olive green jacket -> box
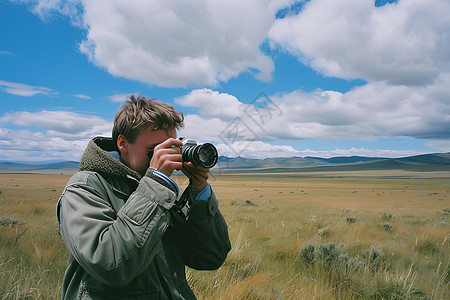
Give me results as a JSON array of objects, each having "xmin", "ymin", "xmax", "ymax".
[{"xmin": 57, "ymin": 137, "xmax": 231, "ymax": 299}]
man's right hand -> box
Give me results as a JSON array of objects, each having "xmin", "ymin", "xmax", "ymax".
[{"xmin": 149, "ymin": 138, "xmax": 183, "ymax": 176}]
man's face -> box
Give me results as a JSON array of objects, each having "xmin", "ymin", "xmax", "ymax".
[{"xmin": 120, "ymin": 127, "xmax": 176, "ymax": 176}]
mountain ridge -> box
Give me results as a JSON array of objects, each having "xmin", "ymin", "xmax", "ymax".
[
  {"xmin": 0, "ymin": 153, "xmax": 449, "ymax": 173},
  {"xmin": 215, "ymin": 152, "xmax": 450, "ymax": 173}
]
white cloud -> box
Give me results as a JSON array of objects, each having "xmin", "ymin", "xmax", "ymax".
[
  {"xmin": 274, "ymin": 78, "xmax": 450, "ymax": 141},
  {"xmin": 12, "ymin": 0, "xmax": 295, "ymax": 86},
  {"xmin": 74, "ymin": 94, "xmax": 92, "ymax": 99},
  {"xmin": 75, "ymin": 0, "xmax": 293, "ymax": 87},
  {"xmin": 0, "ymin": 50, "xmax": 14, "ymax": 56},
  {"xmin": 107, "ymin": 93, "xmax": 140, "ymax": 103},
  {"xmin": 216, "ymin": 141, "xmax": 300, "ymax": 158},
  {"xmin": 0, "ymin": 128, "xmax": 89, "ymax": 162},
  {"xmin": 0, "ymin": 110, "xmax": 112, "ymax": 161},
  {"xmin": 0, "ymin": 80, "xmax": 55, "ymax": 97},
  {"xmin": 425, "ymin": 139, "xmax": 450, "ymax": 153},
  {"xmin": 175, "ymin": 89, "xmax": 245, "ymax": 120},
  {"xmin": 11, "ymin": 0, "xmax": 84, "ymax": 26},
  {"xmin": 178, "ymin": 114, "xmax": 228, "ymax": 142},
  {"xmin": 177, "ymin": 74, "xmax": 450, "ymax": 148},
  {"xmin": 0, "ymin": 79, "xmax": 94, "ymax": 101},
  {"xmin": 0, "ymin": 110, "xmax": 112, "ymax": 139},
  {"xmin": 215, "ymin": 140, "xmax": 423, "ymax": 159},
  {"xmin": 269, "ymin": 0, "xmax": 450, "ymax": 86},
  {"xmin": 17, "ymin": 0, "xmax": 450, "ymax": 87}
]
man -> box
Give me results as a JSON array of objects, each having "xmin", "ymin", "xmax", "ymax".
[{"xmin": 57, "ymin": 95, "xmax": 231, "ymax": 299}]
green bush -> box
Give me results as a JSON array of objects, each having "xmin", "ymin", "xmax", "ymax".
[
  {"xmin": 381, "ymin": 222, "xmax": 393, "ymax": 230},
  {"xmin": 299, "ymin": 244, "xmax": 315, "ymax": 265},
  {"xmin": 346, "ymin": 216, "xmax": 357, "ymax": 223},
  {"xmin": 382, "ymin": 212, "xmax": 393, "ymax": 221},
  {"xmin": 317, "ymin": 243, "xmax": 344, "ymax": 267}
]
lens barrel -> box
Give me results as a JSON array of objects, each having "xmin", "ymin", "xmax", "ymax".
[{"xmin": 182, "ymin": 143, "xmax": 218, "ymax": 168}]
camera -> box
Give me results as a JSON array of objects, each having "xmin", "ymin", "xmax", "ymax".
[{"xmin": 180, "ymin": 138, "xmax": 218, "ymax": 168}]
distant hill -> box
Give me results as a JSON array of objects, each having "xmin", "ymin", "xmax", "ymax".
[
  {"xmin": 216, "ymin": 155, "xmax": 385, "ymax": 169},
  {"xmin": 215, "ymin": 152, "xmax": 450, "ymax": 172},
  {"xmin": 0, "ymin": 161, "xmax": 79, "ymax": 173},
  {"xmin": 304, "ymin": 156, "xmax": 384, "ymax": 164},
  {"xmin": 0, "ymin": 152, "xmax": 449, "ymax": 173}
]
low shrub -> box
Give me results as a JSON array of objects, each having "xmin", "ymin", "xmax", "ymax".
[
  {"xmin": 346, "ymin": 216, "xmax": 357, "ymax": 223},
  {"xmin": 317, "ymin": 242, "xmax": 344, "ymax": 267},
  {"xmin": 381, "ymin": 212, "xmax": 393, "ymax": 221},
  {"xmin": 381, "ymin": 222, "xmax": 393, "ymax": 230},
  {"xmin": 0, "ymin": 216, "xmax": 25, "ymax": 226},
  {"xmin": 299, "ymin": 244, "xmax": 315, "ymax": 265}
]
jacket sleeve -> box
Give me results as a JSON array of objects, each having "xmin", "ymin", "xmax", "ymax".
[
  {"xmin": 178, "ymin": 188, "xmax": 231, "ymax": 270},
  {"xmin": 57, "ymin": 171, "xmax": 176, "ymax": 287}
]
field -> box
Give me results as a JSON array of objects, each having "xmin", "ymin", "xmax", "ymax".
[{"xmin": 0, "ymin": 171, "xmax": 449, "ymax": 299}]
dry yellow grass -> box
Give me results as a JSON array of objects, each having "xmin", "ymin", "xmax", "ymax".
[{"xmin": 1, "ymin": 171, "xmax": 449, "ymax": 299}]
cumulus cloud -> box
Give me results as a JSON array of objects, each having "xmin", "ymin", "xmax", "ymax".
[
  {"xmin": 11, "ymin": 0, "xmax": 84, "ymax": 26},
  {"xmin": 178, "ymin": 114, "xmax": 228, "ymax": 142},
  {"xmin": 0, "ymin": 110, "xmax": 112, "ymax": 139},
  {"xmin": 269, "ymin": 0, "xmax": 450, "ymax": 86},
  {"xmin": 274, "ymin": 78, "xmax": 450, "ymax": 141},
  {"xmin": 216, "ymin": 140, "xmax": 423, "ymax": 159},
  {"xmin": 74, "ymin": 94, "xmax": 92, "ymax": 99},
  {"xmin": 20, "ymin": 0, "xmax": 449, "ymax": 87},
  {"xmin": 0, "ymin": 80, "xmax": 55, "ymax": 97},
  {"xmin": 107, "ymin": 93, "xmax": 141, "ymax": 103},
  {"xmin": 178, "ymin": 75, "xmax": 450, "ymax": 150},
  {"xmin": 426, "ymin": 139, "xmax": 450, "ymax": 153},
  {"xmin": 11, "ymin": 0, "xmax": 294, "ymax": 87},
  {"xmin": 76, "ymin": 0, "xmax": 292, "ymax": 87},
  {"xmin": 0, "ymin": 128, "xmax": 89, "ymax": 161},
  {"xmin": 216, "ymin": 141, "xmax": 300, "ymax": 158},
  {"xmin": 175, "ymin": 89, "xmax": 245, "ymax": 120},
  {"xmin": 0, "ymin": 110, "xmax": 112, "ymax": 161}
]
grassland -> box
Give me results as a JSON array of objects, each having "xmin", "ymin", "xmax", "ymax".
[{"xmin": 1, "ymin": 171, "xmax": 449, "ymax": 299}]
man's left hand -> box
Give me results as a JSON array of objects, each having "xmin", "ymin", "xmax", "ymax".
[{"xmin": 181, "ymin": 162, "xmax": 209, "ymax": 190}]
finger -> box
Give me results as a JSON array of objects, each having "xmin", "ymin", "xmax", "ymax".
[
  {"xmin": 157, "ymin": 147, "xmax": 181, "ymax": 156},
  {"xmin": 182, "ymin": 166, "xmax": 205, "ymax": 178},
  {"xmin": 154, "ymin": 145, "xmax": 182, "ymax": 156},
  {"xmin": 190, "ymin": 169, "xmax": 209, "ymax": 181},
  {"xmin": 161, "ymin": 160, "xmax": 183, "ymax": 172},
  {"xmin": 180, "ymin": 166, "xmax": 192, "ymax": 178},
  {"xmin": 181, "ymin": 163, "xmax": 193, "ymax": 178},
  {"xmin": 157, "ymin": 138, "xmax": 183, "ymax": 149},
  {"xmin": 194, "ymin": 165, "xmax": 209, "ymax": 173},
  {"xmin": 183, "ymin": 162, "xmax": 209, "ymax": 172},
  {"xmin": 150, "ymin": 153, "xmax": 182, "ymax": 171},
  {"xmin": 189, "ymin": 175, "xmax": 207, "ymax": 190},
  {"xmin": 161, "ymin": 153, "xmax": 182, "ymax": 164}
]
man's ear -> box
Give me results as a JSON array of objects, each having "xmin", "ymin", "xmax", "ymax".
[{"xmin": 117, "ymin": 134, "xmax": 128, "ymax": 154}]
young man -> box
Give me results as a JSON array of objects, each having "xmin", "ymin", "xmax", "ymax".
[{"xmin": 57, "ymin": 95, "xmax": 231, "ymax": 299}]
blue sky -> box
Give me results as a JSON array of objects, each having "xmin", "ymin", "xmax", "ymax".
[{"xmin": 1, "ymin": 0, "xmax": 449, "ymax": 162}]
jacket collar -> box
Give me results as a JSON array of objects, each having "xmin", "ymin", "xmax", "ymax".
[{"xmin": 79, "ymin": 137, "xmax": 142, "ymax": 181}]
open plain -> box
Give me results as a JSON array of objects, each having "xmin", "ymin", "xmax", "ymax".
[{"xmin": 1, "ymin": 171, "xmax": 449, "ymax": 299}]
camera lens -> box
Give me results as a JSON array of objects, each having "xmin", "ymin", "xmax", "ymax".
[
  {"xmin": 196, "ymin": 143, "xmax": 218, "ymax": 168},
  {"xmin": 183, "ymin": 143, "xmax": 218, "ymax": 168}
]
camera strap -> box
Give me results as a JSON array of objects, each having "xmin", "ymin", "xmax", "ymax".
[{"xmin": 170, "ymin": 190, "xmax": 190, "ymax": 225}]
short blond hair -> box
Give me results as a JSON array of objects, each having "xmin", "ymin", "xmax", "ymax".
[{"xmin": 112, "ymin": 95, "xmax": 184, "ymax": 147}]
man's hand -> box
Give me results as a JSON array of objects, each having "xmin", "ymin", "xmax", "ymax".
[
  {"xmin": 149, "ymin": 138, "xmax": 183, "ymax": 176},
  {"xmin": 181, "ymin": 162, "xmax": 209, "ymax": 190}
]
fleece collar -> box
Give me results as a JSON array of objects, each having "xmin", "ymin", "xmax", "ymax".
[{"xmin": 78, "ymin": 137, "xmax": 142, "ymax": 181}]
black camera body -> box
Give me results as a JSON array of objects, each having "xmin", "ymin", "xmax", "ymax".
[{"xmin": 180, "ymin": 138, "xmax": 218, "ymax": 168}]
